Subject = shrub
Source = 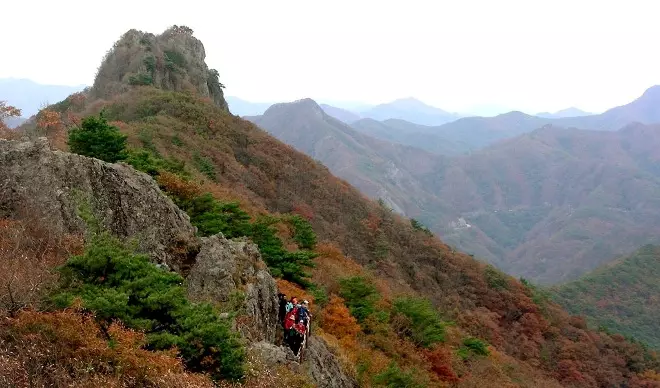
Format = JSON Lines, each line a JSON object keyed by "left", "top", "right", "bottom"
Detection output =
{"left": 410, "top": 218, "right": 432, "bottom": 236}
{"left": 251, "top": 216, "right": 316, "bottom": 286}
{"left": 128, "top": 73, "right": 154, "bottom": 86}
{"left": 338, "top": 276, "right": 380, "bottom": 322}
{"left": 457, "top": 337, "right": 490, "bottom": 360}
{"left": 484, "top": 265, "right": 509, "bottom": 290}
{"left": 172, "top": 193, "right": 252, "bottom": 238}
{"left": 392, "top": 297, "right": 446, "bottom": 347}
{"left": 68, "top": 113, "right": 128, "bottom": 162}
{"left": 51, "top": 232, "right": 245, "bottom": 380}
{"left": 288, "top": 214, "right": 317, "bottom": 250}
{"left": 125, "top": 149, "right": 187, "bottom": 177}
{"left": 193, "top": 151, "right": 217, "bottom": 181}
{"left": 373, "top": 362, "right": 422, "bottom": 388}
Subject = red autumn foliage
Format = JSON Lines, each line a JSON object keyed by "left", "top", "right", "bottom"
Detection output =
{"left": 424, "top": 346, "right": 460, "bottom": 383}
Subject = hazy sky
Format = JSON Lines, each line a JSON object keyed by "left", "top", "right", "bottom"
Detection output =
{"left": 2, "top": 0, "right": 659, "bottom": 114}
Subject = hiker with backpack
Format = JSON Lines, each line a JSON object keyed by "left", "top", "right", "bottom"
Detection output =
{"left": 280, "top": 296, "right": 312, "bottom": 359}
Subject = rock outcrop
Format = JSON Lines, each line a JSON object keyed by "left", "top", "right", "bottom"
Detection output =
{"left": 304, "top": 337, "right": 358, "bottom": 388}
{"left": 92, "top": 25, "right": 228, "bottom": 111}
{"left": 0, "top": 137, "right": 198, "bottom": 272}
{"left": 187, "top": 234, "right": 279, "bottom": 342}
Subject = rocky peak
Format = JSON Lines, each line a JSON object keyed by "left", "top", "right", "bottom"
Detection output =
{"left": 91, "top": 25, "right": 228, "bottom": 111}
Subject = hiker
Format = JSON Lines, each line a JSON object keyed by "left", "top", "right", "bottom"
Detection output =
{"left": 289, "top": 319, "right": 307, "bottom": 356}
{"left": 277, "top": 293, "right": 287, "bottom": 327}
{"left": 297, "top": 300, "right": 311, "bottom": 326}
{"left": 286, "top": 296, "right": 298, "bottom": 313}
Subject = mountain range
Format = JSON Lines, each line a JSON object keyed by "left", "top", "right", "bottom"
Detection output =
{"left": 0, "top": 78, "right": 86, "bottom": 117}
{"left": 250, "top": 93, "right": 660, "bottom": 285}
{"left": 536, "top": 107, "right": 593, "bottom": 118}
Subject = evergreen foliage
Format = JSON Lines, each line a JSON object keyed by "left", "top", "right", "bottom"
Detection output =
{"left": 392, "top": 297, "right": 446, "bottom": 347}
{"left": 51, "top": 232, "right": 245, "bottom": 380}
{"left": 68, "top": 113, "right": 128, "bottom": 163}
{"left": 338, "top": 276, "right": 380, "bottom": 322}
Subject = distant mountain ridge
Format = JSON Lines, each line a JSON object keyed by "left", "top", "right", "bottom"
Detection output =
{"left": 350, "top": 85, "right": 660, "bottom": 156}
{"left": 319, "top": 104, "right": 361, "bottom": 123}
{"left": 0, "top": 78, "right": 86, "bottom": 117}
{"left": 358, "top": 97, "right": 462, "bottom": 126}
{"left": 537, "top": 107, "right": 592, "bottom": 118}
{"left": 251, "top": 97, "right": 660, "bottom": 284}
{"left": 247, "top": 98, "right": 450, "bottom": 221}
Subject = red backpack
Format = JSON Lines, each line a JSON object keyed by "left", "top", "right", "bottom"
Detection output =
{"left": 284, "top": 307, "right": 298, "bottom": 330}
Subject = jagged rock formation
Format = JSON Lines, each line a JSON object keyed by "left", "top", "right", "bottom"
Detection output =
{"left": 0, "top": 137, "right": 198, "bottom": 272}
{"left": 187, "top": 234, "right": 279, "bottom": 342}
{"left": 92, "top": 25, "right": 228, "bottom": 111}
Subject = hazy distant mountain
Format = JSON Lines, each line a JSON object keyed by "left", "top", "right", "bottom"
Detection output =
{"left": 359, "top": 97, "right": 462, "bottom": 126}
{"left": 253, "top": 99, "right": 660, "bottom": 285}
{"left": 3, "top": 117, "right": 27, "bottom": 128}
{"left": 431, "top": 123, "right": 660, "bottom": 284}
{"left": 225, "top": 96, "right": 272, "bottom": 116}
{"left": 319, "top": 104, "right": 361, "bottom": 124}
{"left": 350, "top": 85, "right": 660, "bottom": 156}
{"left": 0, "top": 78, "right": 86, "bottom": 116}
{"left": 246, "top": 98, "right": 451, "bottom": 220}
{"left": 352, "top": 111, "right": 550, "bottom": 155}
{"left": 537, "top": 107, "right": 593, "bottom": 118}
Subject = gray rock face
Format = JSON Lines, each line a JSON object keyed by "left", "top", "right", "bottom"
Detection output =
{"left": 91, "top": 25, "right": 228, "bottom": 111}
{"left": 0, "top": 138, "right": 198, "bottom": 272}
{"left": 304, "top": 337, "right": 358, "bottom": 388}
{"left": 187, "top": 234, "right": 279, "bottom": 342}
{"left": 248, "top": 341, "right": 297, "bottom": 366}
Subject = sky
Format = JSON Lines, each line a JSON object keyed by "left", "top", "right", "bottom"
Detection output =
{"left": 2, "top": 0, "right": 659, "bottom": 114}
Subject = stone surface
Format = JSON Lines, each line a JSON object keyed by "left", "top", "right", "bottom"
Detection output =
{"left": 0, "top": 138, "right": 198, "bottom": 272}
{"left": 187, "top": 234, "right": 279, "bottom": 342}
{"left": 304, "top": 337, "right": 358, "bottom": 388}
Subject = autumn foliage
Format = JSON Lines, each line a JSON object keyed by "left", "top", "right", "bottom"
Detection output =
{"left": 0, "top": 309, "right": 214, "bottom": 387}
{"left": 0, "top": 219, "right": 82, "bottom": 316}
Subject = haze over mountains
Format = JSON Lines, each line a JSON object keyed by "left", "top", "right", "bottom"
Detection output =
{"left": 249, "top": 88, "right": 660, "bottom": 286}
{"left": 0, "top": 78, "right": 86, "bottom": 117}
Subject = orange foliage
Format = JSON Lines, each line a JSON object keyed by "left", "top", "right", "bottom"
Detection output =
{"left": 0, "top": 309, "right": 213, "bottom": 387}
{"left": 0, "top": 101, "right": 21, "bottom": 135}
{"left": 312, "top": 242, "right": 363, "bottom": 294}
{"left": 157, "top": 172, "right": 203, "bottom": 201}
{"left": 0, "top": 219, "right": 82, "bottom": 315}
{"left": 320, "top": 296, "right": 360, "bottom": 345}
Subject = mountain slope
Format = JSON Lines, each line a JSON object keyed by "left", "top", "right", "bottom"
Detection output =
{"left": 360, "top": 97, "right": 462, "bottom": 126}
{"left": 426, "top": 124, "right": 660, "bottom": 283}
{"left": 247, "top": 98, "right": 450, "bottom": 219}
{"left": 6, "top": 25, "right": 660, "bottom": 387}
{"left": 253, "top": 98, "right": 660, "bottom": 285}
{"left": 552, "top": 245, "right": 660, "bottom": 349}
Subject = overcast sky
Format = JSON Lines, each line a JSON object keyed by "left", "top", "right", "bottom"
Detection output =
{"left": 2, "top": 0, "right": 659, "bottom": 114}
